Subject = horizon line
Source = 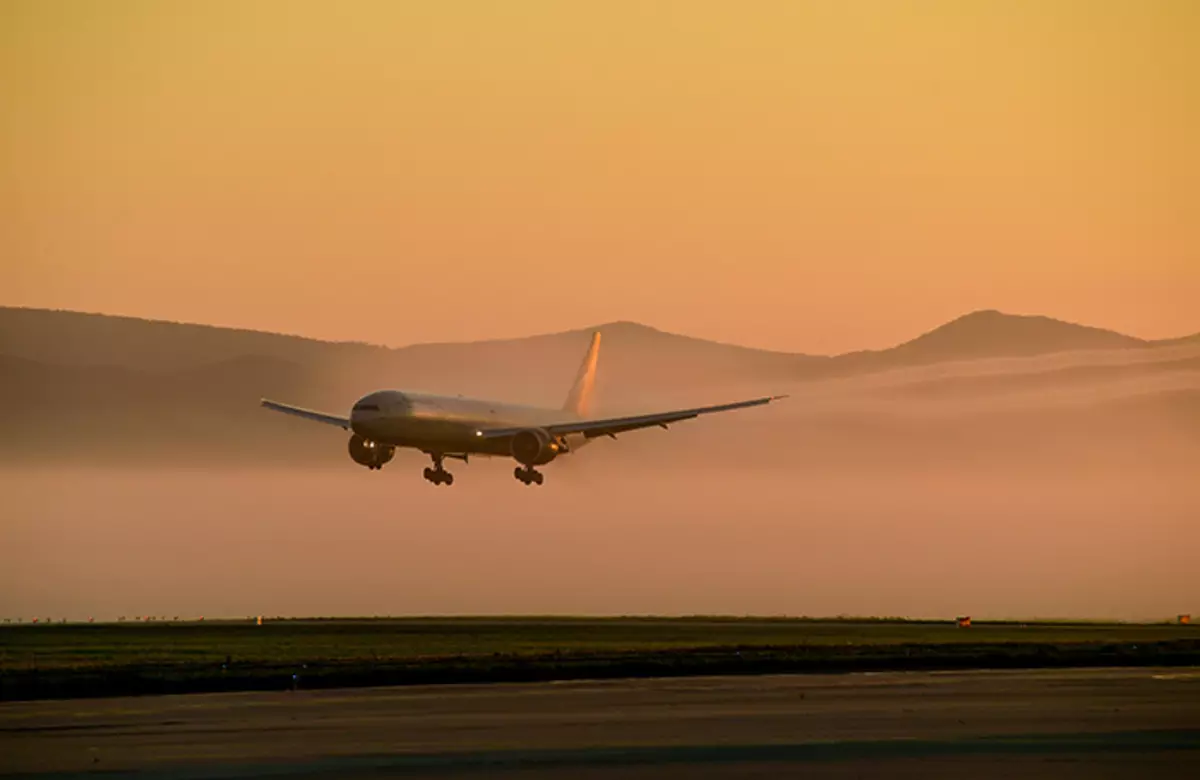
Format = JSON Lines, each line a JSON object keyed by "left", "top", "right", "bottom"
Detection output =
{"left": 2, "top": 303, "right": 1197, "bottom": 359}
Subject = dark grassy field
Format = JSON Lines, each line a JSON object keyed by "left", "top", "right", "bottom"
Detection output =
{"left": 2, "top": 617, "right": 1196, "bottom": 701}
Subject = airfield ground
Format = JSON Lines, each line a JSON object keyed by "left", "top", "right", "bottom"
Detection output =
{"left": 3, "top": 668, "right": 1198, "bottom": 777}
{"left": 1, "top": 617, "right": 1196, "bottom": 701}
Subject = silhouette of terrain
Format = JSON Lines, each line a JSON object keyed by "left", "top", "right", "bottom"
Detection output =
{"left": 0, "top": 306, "right": 1196, "bottom": 465}
{"left": 828, "top": 310, "right": 1150, "bottom": 374}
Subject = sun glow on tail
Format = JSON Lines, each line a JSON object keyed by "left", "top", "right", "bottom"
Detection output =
{"left": 563, "top": 331, "right": 601, "bottom": 416}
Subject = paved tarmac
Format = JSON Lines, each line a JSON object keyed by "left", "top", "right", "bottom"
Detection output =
{"left": 2, "top": 668, "right": 1198, "bottom": 778}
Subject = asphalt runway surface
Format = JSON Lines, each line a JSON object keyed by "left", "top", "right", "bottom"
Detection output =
{"left": 2, "top": 668, "right": 1198, "bottom": 778}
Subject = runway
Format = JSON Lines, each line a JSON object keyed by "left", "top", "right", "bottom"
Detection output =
{"left": 2, "top": 668, "right": 1198, "bottom": 778}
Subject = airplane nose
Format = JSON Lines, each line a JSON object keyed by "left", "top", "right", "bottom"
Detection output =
{"left": 350, "top": 399, "right": 383, "bottom": 426}
{"left": 350, "top": 392, "right": 409, "bottom": 432}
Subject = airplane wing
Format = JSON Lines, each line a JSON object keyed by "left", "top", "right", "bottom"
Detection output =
{"left": 260, "top": 398, "right": 352, "bottom": 430}
{"left": 478, "top": 395, "right": 786, "bottom": 440}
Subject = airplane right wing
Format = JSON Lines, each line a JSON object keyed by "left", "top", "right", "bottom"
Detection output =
{"left": 261, "top": 398, "right": 352, "bottom": 430}
{"left": 478, "top": 395, "right": 787, "bottom": 440}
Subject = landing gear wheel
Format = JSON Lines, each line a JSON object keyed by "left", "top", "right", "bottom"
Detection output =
{"left": 513, "top": 466, "right": 543, "bottom": 486}
{"left": 424, "top": 458, "right": 454, "bottom": 486}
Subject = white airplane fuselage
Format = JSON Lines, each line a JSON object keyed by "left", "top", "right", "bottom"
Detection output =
{"left": 349, "top": 390, "right": 581, "bottom": 458}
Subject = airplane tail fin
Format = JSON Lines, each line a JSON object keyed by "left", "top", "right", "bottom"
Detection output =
{"left": 563, "top": 331, "right": 601, "bottom": 416}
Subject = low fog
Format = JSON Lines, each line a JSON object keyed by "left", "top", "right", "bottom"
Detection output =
{"left": 2, "top": 310, "right": 1197, "bottom": 622}
{"left": 2, "top": 459, "right": 1195, "bottom": 623}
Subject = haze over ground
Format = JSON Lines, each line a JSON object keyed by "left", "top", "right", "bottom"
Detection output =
{"left": 2, "top": 3, "right": 1196, "bottom": 622}
{"left": 1, "top": 309, "right": 1197, "bottom": 622}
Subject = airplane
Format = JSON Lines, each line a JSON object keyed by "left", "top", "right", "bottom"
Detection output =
{"left": 261, "top": 332, "right": 785, "bottom": 486}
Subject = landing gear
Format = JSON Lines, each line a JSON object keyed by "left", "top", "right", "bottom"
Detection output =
{"left": 514, "top": 466, "right": 544, "bottom": 486}
{"left": 423, "top": 454, "right": 454, "bottom": 486}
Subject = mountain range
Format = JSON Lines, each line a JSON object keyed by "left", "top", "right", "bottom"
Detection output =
{"left": 2, "top": 305, "right": 1194, "bottom": 376}
{"left": 0, "top": 306, "right": 1196, "bottom": 466}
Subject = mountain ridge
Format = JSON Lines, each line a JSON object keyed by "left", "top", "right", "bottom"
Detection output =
{"left": 1, "top": 306, "right": 1195, "bottom": 466}
{"left": 0, "top": 306, "right": 1189, "bottom": 370}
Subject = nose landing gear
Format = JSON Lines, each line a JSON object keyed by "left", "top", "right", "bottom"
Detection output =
{"left": 514, "top": 466, "right": 544, "bottom": 486}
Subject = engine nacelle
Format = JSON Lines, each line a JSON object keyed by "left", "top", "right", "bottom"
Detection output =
{"left": 510, "top": 428, "right": 563, "bottom": 466}
{"left": 348, "top": 434, "right": 394, "bottom": 468}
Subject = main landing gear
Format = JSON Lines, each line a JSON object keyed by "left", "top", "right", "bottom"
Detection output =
{"left": 423, "top": 454, "right": 454, "bottom": 486}
{"left": 514, "top": 466, "right": 544, "bottom": 486}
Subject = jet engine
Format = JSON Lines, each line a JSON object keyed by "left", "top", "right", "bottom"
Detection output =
{"left": 510, "top": 428, "right": 563, "bottom": 466}
{"left": 348, "top": 434, "right": 394, "bottom": 469}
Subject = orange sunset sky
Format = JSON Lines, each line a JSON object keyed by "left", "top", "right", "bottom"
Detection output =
{"left": 2, "top": 1, "right": 1197, "bottom": 354}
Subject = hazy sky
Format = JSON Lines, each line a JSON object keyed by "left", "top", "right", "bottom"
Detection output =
{"left": 3, "top": 1, "right": 1197, "bottom": 353}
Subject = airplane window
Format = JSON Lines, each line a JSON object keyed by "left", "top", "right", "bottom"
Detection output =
{"left": 355, "top": 403, "right": 380, "bottom": 411}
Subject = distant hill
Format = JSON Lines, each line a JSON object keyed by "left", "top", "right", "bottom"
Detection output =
{"left": 823, "top": 310, "right": 1148, "bottom": 375}
{"left": 901, "top": 310, "right": 1145, "bottom": 356}
{"left": 0, "top": 307, "right": 382, "bottom": 372}
{"left": 1152, "top": 332, "right": 1200, "bottom": 347}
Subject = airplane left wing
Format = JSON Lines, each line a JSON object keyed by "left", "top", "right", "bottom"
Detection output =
{"left": 261, "top": 398, "right": 352, "bottom": 430}
{"left": 478, "top": 395, "right": 786, "bottom": 440}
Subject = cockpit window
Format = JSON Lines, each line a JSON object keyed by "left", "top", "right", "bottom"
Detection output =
{"left": 354, "top": 403, "right": 380, "bottom": 411}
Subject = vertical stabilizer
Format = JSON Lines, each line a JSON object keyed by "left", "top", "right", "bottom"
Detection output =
{"left": 563, "top": 331, "right": 601, "bottom": 416}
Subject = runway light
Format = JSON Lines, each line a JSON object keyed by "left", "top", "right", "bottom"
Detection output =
{"left": 475, "top": 430, "right": 483, "bottom": 437}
